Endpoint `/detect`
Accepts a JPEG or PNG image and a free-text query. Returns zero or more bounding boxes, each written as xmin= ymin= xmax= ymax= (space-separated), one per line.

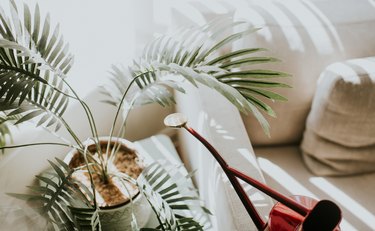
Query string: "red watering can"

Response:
xmin=164 ymin=113 xmax=342 ymax=231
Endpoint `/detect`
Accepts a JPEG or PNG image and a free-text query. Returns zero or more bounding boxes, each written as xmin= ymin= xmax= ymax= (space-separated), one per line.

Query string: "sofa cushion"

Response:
xmin=254 ymin=145 xmax=375 ymax=230
xmin=302 ymin=131 xmax=375 ymax=176
xmin=234 ymin=0 xmax=375 ymax=146
xmin=304 ymin=57 xmax=375 ymax=146
xmin=301 ymin=57 xmax=375 ymax=176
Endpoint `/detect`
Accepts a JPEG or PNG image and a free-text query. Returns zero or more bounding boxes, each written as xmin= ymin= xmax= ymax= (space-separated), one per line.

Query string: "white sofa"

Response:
xmin=173 ymin=0 xmax=375 ymax=230
xmin=176 ymin=73 xmax=375 ymax=231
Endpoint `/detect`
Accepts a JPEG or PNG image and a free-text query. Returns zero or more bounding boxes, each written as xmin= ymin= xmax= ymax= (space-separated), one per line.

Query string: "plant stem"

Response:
xmin=58 ymin=116 xmax=84 ymax=149
xmin=0 ymin=142 xmax=73 ymax=150
xmin=108 ymin=70 xmax=155 ymax=140
xmin=50 ymin=86 xmax=78 ymax=100
xmin=105 ymin=70 xmax=155 ymax=171
xmin=107 ymin=95 xmax=138 ymax=169
xmin=32 ymin=80 xmax=104 ymax=178
xmin=20 ymin=53 xmax=96 ymax=154
xmin=21 ymin=89 xmax=84 ymax=149
xmin=25 ymin=52 xmax=98 ymax=143
xmin=61 ymin=79 xmax=107 ymax=178
xmin=40 ymin=126 xmax=74 ymax=147
xmin=83 ymin=140 xmax=98 ymax=208
xmin=62 ymin=79 xmax=100 ymax=145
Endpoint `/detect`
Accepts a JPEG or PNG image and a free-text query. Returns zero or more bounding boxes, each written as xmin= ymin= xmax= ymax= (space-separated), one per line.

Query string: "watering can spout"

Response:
xmin=164 ymin=113 xmax=187 ymax=128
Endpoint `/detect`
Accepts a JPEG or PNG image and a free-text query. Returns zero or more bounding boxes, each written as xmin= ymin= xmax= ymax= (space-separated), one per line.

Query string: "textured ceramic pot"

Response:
xmin=64 ymin=137 xmax=151 ymax=230
xmin=98 ymin=192 xmax=150 ymax=230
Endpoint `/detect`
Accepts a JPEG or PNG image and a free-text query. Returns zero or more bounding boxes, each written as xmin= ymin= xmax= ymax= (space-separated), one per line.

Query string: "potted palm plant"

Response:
xmin=0 ymin=0 xmax=289 ymax=230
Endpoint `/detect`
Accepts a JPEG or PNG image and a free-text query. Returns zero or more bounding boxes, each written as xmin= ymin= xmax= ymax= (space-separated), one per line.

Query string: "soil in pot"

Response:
xmin=68 ymin=140 xmax=144 ymax=208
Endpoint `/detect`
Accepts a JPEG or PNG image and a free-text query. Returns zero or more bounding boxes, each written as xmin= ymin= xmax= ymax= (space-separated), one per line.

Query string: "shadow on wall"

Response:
xmin=162 ymin=0 xmax=375 ymax=146
xmin=167 ymin=1 xmax=375 ymax=230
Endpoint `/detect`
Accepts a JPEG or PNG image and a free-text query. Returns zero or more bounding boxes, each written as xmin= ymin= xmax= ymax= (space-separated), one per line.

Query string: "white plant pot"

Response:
xmin=64 ymin=137 xmax=152 ymax=230
xmin=98 ymin=192 xmax=150 ymax=230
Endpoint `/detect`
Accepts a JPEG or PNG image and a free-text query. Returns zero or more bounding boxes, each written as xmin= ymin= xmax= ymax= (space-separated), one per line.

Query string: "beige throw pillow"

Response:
xmin=301 ymin=57 xmax=375 ymax=176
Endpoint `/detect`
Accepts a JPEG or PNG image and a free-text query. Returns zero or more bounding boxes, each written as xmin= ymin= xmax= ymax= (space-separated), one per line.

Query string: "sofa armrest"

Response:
xmin=175 ymin=84 xmax=273 ymax=231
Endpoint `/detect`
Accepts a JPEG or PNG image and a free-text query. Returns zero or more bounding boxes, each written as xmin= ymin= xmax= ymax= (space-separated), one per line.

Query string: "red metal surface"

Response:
xmin=269 ymin=196 xmax=314 ymax=231
xmin=268 ymin=196 xmax=341 ymax=231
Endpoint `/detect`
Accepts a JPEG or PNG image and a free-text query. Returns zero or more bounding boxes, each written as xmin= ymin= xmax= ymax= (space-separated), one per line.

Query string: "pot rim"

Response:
xmin=64 ymin=136 xmax=143 ymax=210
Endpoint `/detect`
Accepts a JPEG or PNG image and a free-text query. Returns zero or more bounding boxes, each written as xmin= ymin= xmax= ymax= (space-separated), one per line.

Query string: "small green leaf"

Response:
xmin=206 ymin=48 xmax=267 ymax=65
xmin=55 ymin=158 xmax=70 ymax=172
xmin=15 ymin=109 xmax=44 ymax=124
xmin=38 ymin=13 xmax=51 ymax=54
xmin=243 ymin=92 xmax=276 ymax=117
xmin=48 ymin=160 xmax=66 ymax=180
xmin=36 ymin=113 xmax=50 ymax=126
xmin=220 ymin=57 xmax=280 ymax=69
xmin=166 ymin=196 xmax=199 ymax=204
xmin=35 ymin=175 xmax=59 ymax=189
xmin=217 ymin=70 xmax=290 ymax=79
xmin=227 ymin=80 xmax=291 ymax=88
xmin=195 ymin=28 xmax=261 ymax=64
xmin=6 ymin=192 xmax=49 ymax=202
xmin=27 ymin=185 xmax=55 ymax=196
xmin=32 ymin=3 xmax=41 ymax=43
xmin=241 ymin=88 xmax=287 ymax=102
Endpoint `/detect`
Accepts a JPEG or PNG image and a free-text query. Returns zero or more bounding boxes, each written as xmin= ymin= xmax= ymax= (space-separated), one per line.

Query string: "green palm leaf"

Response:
xmin=0 ymin=1 xmax=73 ymax=131
xmin=1 ymin=79 xmax=69 ymax=131
xmin=69 ymin=206 xmax=101 ymax=231
xmin=137 ymin=161 xmax=211 ymax=231
xmin=7 ymin=158 xmax=97 ymax=230
xmin=103 ymin=19 xmax=290 ymax=135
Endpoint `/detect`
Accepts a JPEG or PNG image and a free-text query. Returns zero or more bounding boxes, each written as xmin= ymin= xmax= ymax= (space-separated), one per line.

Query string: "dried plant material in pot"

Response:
xmin=68 ymin=140 xmax=144 ymax=208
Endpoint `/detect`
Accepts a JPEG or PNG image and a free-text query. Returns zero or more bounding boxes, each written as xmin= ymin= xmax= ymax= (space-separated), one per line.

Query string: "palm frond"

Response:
xmin=69 ymin=206 xmax=101 ymax=231
xmin=103 ymin=19 xmax=290 ymax=135
xmin=7 ymin=158 xmax=97 ymax=230
xmin=0 ymin=1 xmax=72 ymax=131
xmin=0 ymin=0 xmax=74 ymax=75
xmin=0 ymin=78 xmax=69 ymax=131
xmin=137 ymin=161 xmax=211 ymax=231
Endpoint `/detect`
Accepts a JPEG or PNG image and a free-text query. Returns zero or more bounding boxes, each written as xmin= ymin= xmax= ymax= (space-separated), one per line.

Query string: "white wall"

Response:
xmin=0 ymin=0 xmax=173 ymax=201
